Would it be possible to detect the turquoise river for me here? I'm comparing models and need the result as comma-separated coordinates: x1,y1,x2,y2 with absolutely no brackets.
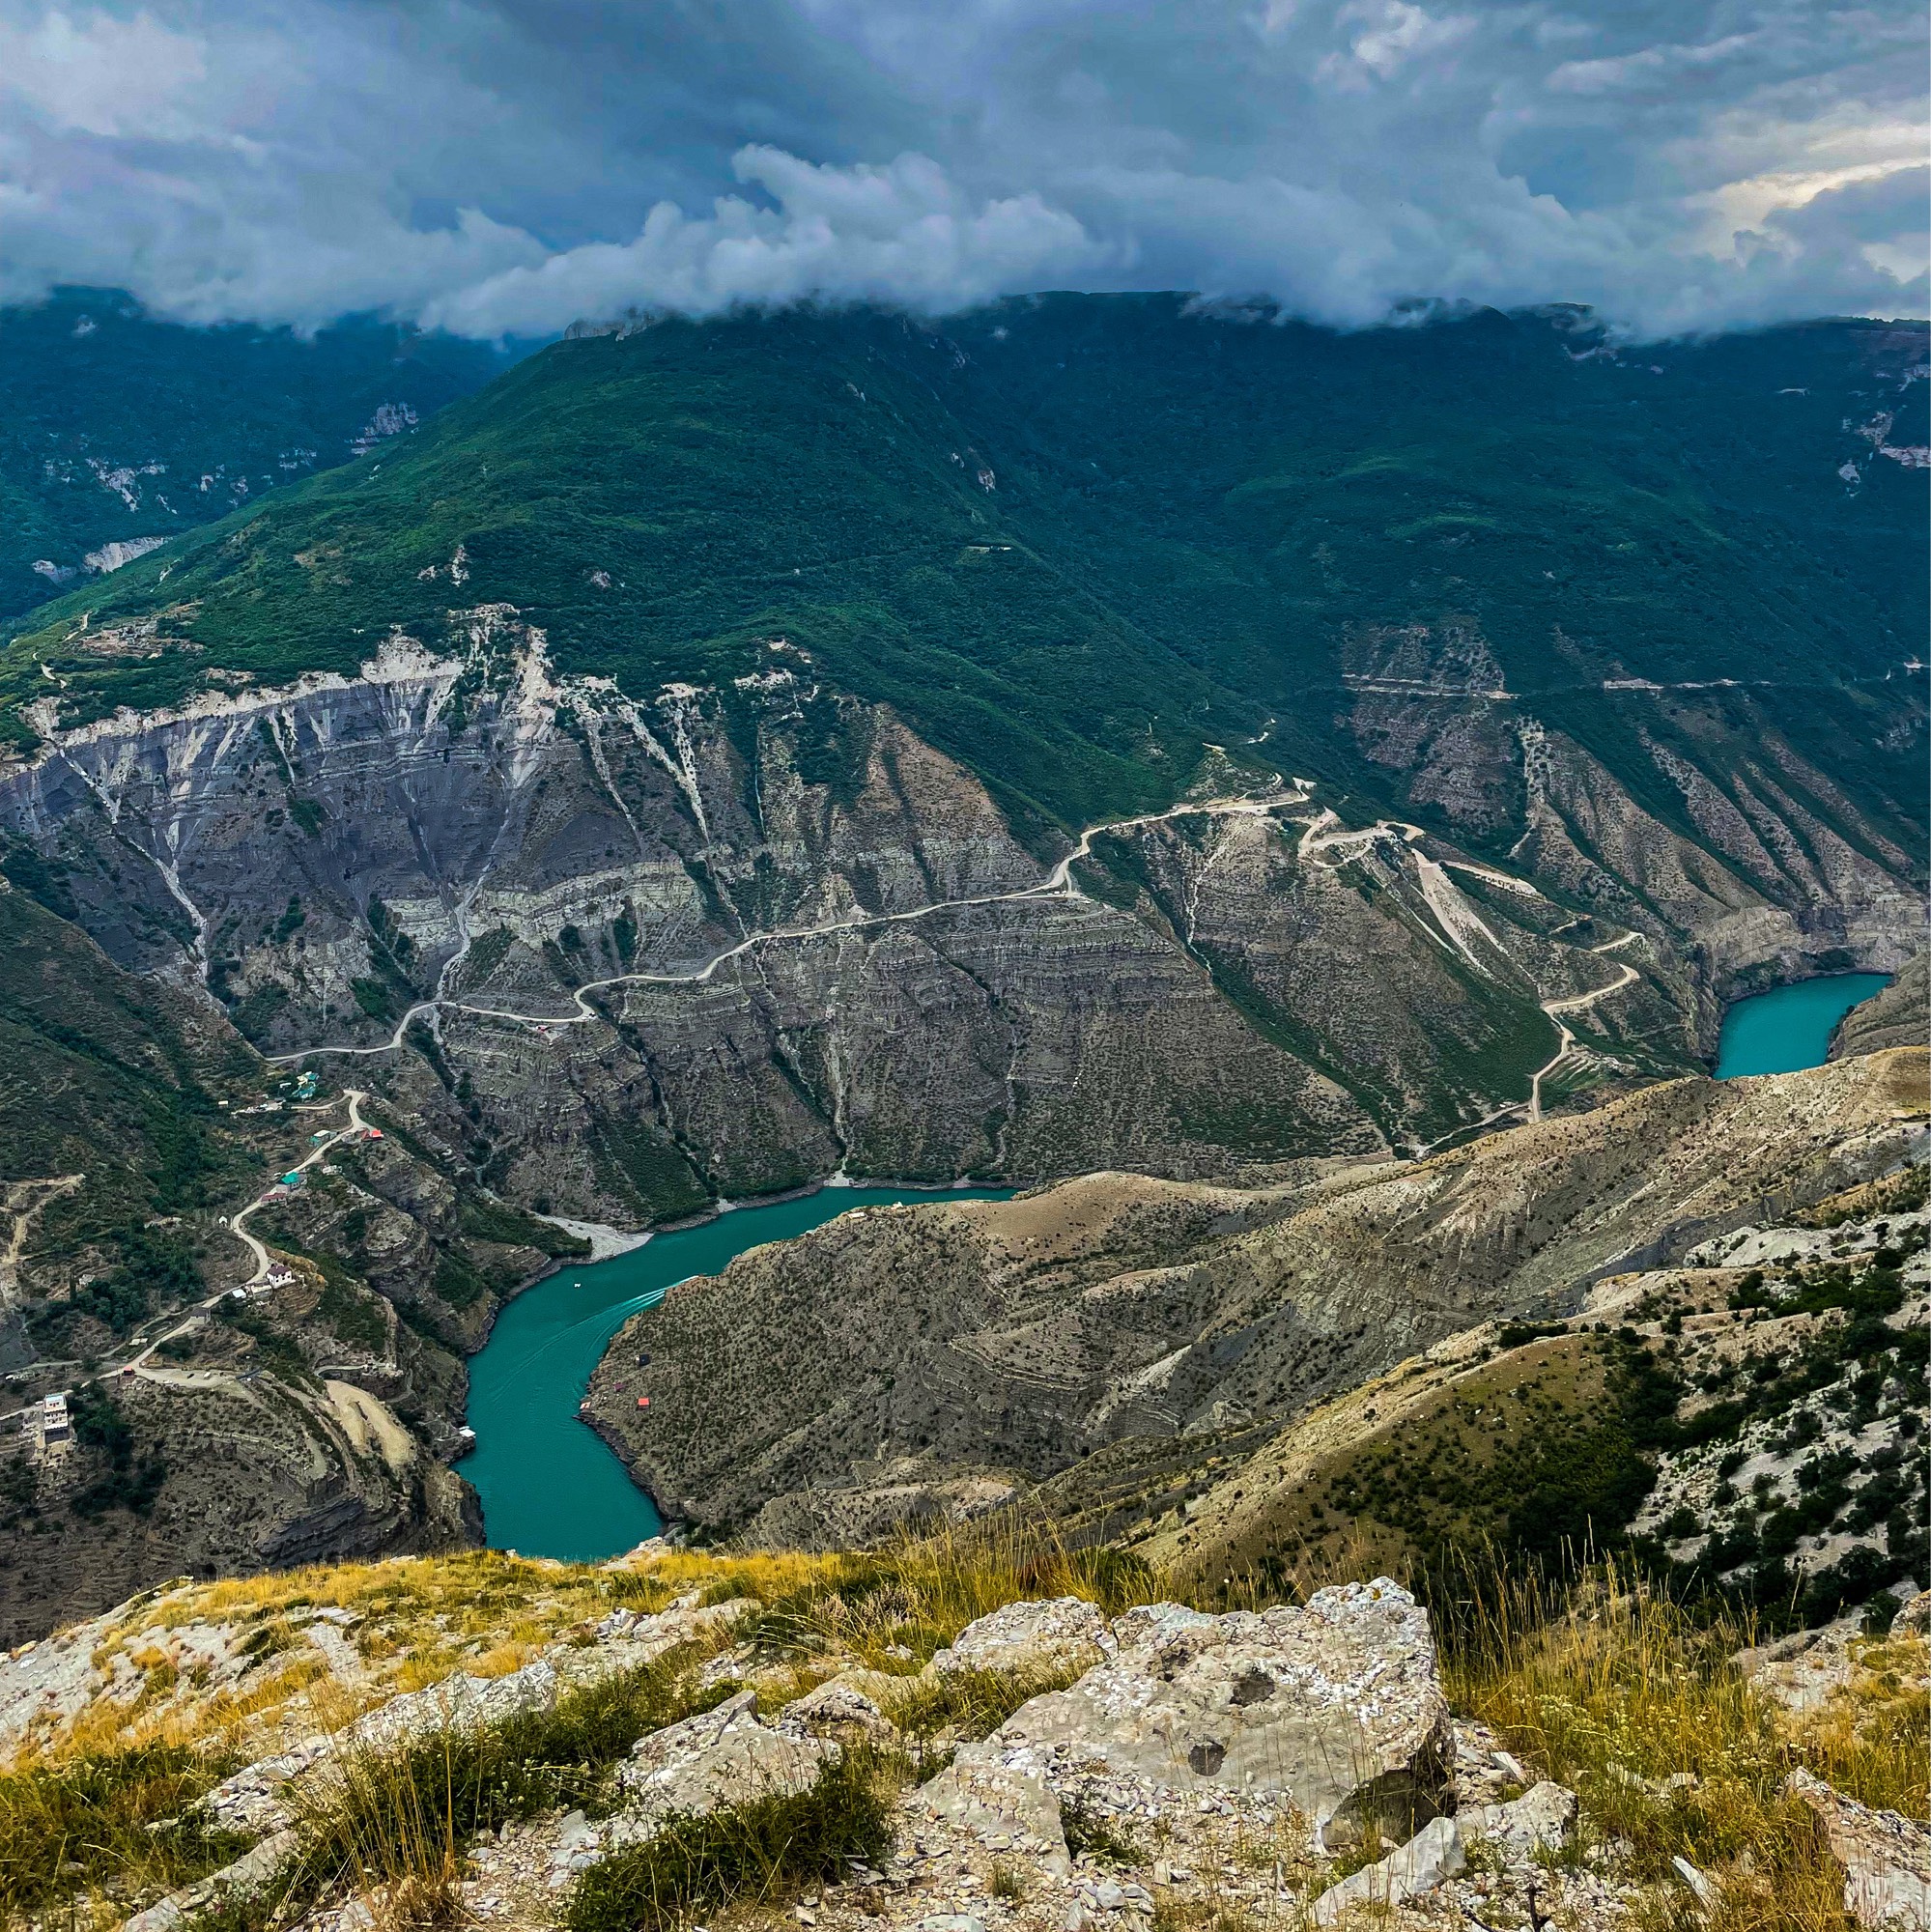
1713,971,1891,1079
463,973,1888,1559
460,1185,1007,1561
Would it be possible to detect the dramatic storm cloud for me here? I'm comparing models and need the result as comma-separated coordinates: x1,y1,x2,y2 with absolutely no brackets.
0,0,1923,337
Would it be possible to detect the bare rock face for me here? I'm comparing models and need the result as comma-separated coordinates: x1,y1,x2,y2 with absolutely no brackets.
1789,1768,1931,1930
1733,1617,1865,1715
780,1674,899,1743
0,628,1402,1210
983,1580,1451,1852
918,1745,1072,1878
1832,958,1929,1061
11,613,1906,1258
931,1597,1116,1679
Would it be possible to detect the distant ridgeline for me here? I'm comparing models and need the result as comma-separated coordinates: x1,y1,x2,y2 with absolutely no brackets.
0,288,513,625
3,296,1923,850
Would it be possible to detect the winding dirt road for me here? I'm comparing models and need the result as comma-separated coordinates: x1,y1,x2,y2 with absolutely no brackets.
267,789,1309,1065
255,783,1647,1151
1526,933,1646,1121
124,1089,373,1375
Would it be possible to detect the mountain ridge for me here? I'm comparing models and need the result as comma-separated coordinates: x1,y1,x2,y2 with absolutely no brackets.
6,298,1924,844
0,296,1919,1642
0,288,512,627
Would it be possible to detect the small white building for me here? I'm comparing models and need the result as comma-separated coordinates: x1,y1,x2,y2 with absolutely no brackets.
40,1390,71,1446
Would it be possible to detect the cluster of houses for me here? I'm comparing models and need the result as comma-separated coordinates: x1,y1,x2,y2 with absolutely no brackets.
228,1068,322,1117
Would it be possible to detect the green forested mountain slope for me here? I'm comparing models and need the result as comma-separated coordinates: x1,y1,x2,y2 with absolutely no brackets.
4,297,1923,847
0,289,511,624
0,885,254,1225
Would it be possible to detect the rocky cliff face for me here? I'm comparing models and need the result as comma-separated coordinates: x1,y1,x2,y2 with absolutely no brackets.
586,1050,1927,1546
3,618,1917,1230
1833,957,1928,1061
1345,625,1921,1034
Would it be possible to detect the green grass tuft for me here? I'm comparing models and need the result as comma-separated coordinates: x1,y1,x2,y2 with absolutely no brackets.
1059,1792,1146,1865
883,1662,1088,1745
564,1747,893,1932
283,1659,733,1905
0,1741,247,1911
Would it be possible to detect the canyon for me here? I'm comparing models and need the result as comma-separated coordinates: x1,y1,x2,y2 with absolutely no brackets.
2,614,1917,1223
0,298,1921,1640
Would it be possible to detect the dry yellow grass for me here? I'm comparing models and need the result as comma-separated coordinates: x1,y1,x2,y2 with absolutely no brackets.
1449,1564,1925,1932
13,1522,1147,1774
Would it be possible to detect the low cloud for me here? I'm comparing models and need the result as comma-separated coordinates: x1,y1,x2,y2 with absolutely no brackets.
0,0,1921,340
419,148,1118,336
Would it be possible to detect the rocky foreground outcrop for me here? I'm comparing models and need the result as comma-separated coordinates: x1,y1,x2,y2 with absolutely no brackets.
118,1580,1589,1932
80,1568,1931,1932
928,1586,1453,1856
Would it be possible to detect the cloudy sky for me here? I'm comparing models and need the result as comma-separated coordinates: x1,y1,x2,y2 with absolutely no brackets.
1,0,1924,340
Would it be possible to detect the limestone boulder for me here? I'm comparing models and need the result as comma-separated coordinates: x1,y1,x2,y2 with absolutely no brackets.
199,1590,755,1840
610,1689,833,1846
1732,1617,1862,1715
589,1589,756,1661
1461,1781,1577,1863
203,1737,335,1834
931,1598,1115,1679
986,1579,1451,1851
1108,1603,1218,1651
780,1673,900,1743
121,1828,298,1932
1789,1768,1931,1930
355,1656,564,1751
1312,1815,1465,1924
917,1742,1072,1876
